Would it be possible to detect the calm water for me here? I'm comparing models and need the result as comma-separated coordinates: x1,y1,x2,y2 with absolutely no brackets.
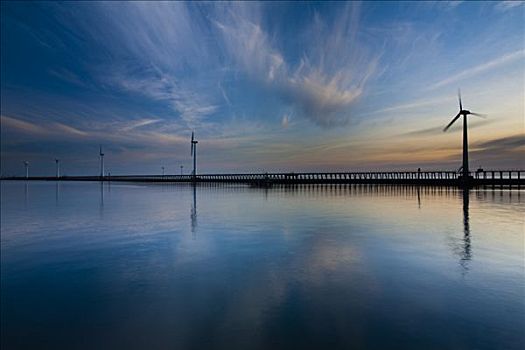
1,181,524,350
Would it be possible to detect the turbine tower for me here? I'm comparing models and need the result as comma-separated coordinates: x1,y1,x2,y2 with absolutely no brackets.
55,158,60,179
443,90,486,182
24,161,29,179
99,145,105,178
190,132,198,179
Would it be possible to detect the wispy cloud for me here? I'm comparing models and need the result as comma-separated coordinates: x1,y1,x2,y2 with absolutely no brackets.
1,115,88,137
428,49,525,90
469,134,525,168
121,119,162,131
48,68,89,88
215,2,380,127
106,65,218,128
57,2,220,129
473,134,525,150
495,1,525,12
281,113,290,128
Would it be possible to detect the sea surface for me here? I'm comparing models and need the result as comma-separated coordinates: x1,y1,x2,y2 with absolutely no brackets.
1,181,524,349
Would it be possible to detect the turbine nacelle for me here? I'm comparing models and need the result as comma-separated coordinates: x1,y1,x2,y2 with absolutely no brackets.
443,90,486,132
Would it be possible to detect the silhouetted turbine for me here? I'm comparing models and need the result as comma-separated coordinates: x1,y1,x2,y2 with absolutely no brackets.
99,145,105,178
24,161,29,179
55,158,60,179
190,132,198,178
443,89,486,180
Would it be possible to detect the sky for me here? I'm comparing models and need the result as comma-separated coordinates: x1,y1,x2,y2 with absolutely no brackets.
1,1,524,176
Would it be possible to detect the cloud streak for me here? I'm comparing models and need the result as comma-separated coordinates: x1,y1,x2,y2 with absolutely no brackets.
1,115,88,137
215,2,380,127
428,49,525,90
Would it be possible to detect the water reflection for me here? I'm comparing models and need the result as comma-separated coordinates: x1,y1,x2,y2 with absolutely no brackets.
99,181,104,218
460,189,472,273
1,183,523,350
55,181,60,206
191,185,197,238
23,181,28,208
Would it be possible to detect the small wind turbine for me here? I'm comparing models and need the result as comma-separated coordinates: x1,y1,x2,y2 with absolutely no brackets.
190,132,198,178
443,89,486,181
24,161,29,179
180,165,184,176
161,166,165,176
55,158,60,179
99,146,105,178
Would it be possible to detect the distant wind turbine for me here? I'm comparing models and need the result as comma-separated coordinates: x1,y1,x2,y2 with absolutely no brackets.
55,158,60,179
24,161,29,179
99,146,105,178
190,132,198,178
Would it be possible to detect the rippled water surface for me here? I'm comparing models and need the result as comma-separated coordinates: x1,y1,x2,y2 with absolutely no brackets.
1,181,524,349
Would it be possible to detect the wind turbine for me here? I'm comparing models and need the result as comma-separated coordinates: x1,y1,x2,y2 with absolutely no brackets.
190,132,198,178
161,166,165,176
24,161,29,179
55,158,60,179
443,90,486,182
99,145,105,178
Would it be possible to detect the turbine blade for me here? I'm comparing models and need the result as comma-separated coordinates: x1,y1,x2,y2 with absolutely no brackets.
458,89,462,111
191,131,194,143
443,113,461,132
470,112,487,118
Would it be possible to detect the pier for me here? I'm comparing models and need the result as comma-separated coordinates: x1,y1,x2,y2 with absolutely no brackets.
3,170,523,187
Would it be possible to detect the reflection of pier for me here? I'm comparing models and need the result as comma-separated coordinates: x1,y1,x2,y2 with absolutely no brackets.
6,170,523,187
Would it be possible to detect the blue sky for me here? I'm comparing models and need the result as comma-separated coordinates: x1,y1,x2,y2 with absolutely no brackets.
1,1,524,176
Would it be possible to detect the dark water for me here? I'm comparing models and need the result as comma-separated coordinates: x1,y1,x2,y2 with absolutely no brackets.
1,181,524,349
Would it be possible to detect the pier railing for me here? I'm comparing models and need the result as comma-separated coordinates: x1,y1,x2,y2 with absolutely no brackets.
99,170,524,185
3,170,523,186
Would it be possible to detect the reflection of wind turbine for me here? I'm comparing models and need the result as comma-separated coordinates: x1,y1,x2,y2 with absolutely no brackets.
99,145,105,178
55,181,60,205
99,181,104,217
24,161,29,179
191,185,197,237
443,90,486,182
190,132,198,179
460,189,472,273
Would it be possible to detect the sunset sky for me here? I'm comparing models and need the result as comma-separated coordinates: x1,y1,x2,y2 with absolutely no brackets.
1,1,524,176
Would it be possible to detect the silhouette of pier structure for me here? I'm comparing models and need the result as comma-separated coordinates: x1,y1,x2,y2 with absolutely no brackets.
5,169,523,187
